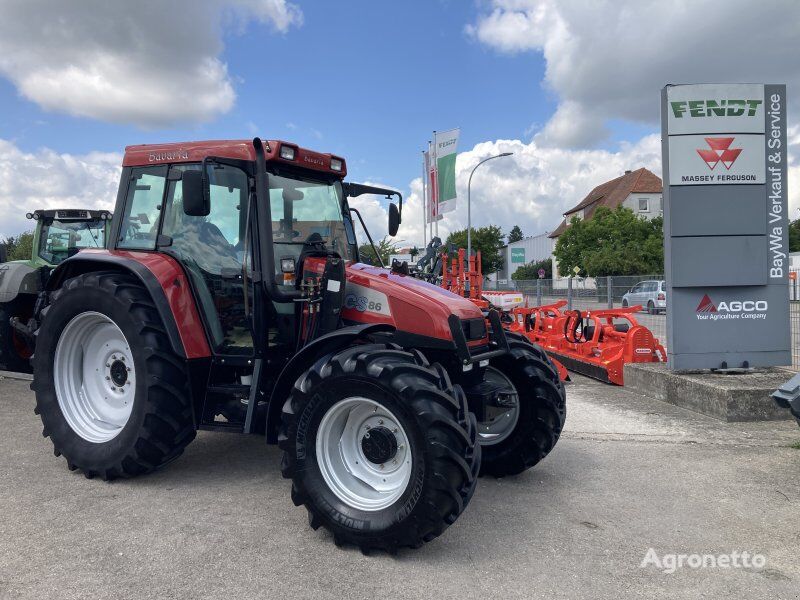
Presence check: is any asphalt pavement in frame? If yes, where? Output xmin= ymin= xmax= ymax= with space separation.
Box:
xmin=0 ymin=373 xmax=798 ymax=599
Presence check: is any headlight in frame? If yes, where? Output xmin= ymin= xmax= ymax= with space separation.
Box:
xmin=280 ymin=145 xmax=296 ymax=161
xmin=280 ymin=257 xmax=296 ymax=273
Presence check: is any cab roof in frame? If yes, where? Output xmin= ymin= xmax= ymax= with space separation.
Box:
xmin=122 ymin=139 xmax=347 ymax=178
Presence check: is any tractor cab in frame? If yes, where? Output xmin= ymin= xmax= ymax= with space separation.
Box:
xmin=24 ymin=209 xmax=111 ymax=268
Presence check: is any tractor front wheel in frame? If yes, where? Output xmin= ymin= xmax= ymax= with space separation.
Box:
xmin=280 ymin=343 xmax=480 ymax=552
xmin=479 ymin=333 xmax=566 ymax=477
xmin=31 ymin=272 xmax=196 ymax=479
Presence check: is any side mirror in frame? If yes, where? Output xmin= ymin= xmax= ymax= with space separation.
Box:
xmin=388 ymin=202 xmax=401 ymax=236
xmin=182 ymin=170 xmax=209 ymax=217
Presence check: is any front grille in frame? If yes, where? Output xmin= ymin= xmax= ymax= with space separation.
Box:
xmin=462 ymin=318 xmax=487 ymax=341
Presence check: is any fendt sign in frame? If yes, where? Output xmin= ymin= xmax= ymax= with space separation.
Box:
xmin=662 ymin=83 xmax=790 ymax=370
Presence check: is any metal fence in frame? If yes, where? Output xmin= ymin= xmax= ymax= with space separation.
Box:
xmin=487 ymin=274 xmax=800 ymax=370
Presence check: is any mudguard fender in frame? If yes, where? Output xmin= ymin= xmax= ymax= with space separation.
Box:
xmin=0 ymin=262 xmax=39 ymax=303
xmin=265 ymin=323 xmax=394 ymax=443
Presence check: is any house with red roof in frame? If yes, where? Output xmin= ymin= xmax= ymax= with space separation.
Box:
xmin=548 ymin=167 xmax=663 ymax=279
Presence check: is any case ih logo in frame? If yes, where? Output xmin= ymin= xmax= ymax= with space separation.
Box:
xmin=696 ymin=138 xmax=742 ymax=170
xmin=696 ymin=294 xmax=768 ymax=321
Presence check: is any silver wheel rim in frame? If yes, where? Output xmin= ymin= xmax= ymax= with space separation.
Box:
xmin=54 ymin=311 xmax=135 ymax=443
xmin=315 ymin=397 xmax=412 ymax=511
xmin=477 ymin=367 xmax=520 ymax=446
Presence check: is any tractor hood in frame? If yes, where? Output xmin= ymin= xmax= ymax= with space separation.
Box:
xmin=342 ymin=263 xmax=486 ymax=342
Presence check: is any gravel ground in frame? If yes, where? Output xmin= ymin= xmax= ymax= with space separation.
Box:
xmin=0 ymin=373 xmax=798 ymax=599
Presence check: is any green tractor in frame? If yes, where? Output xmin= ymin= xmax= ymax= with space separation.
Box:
xmin=0 ymin=209 xmax=112 ymax=372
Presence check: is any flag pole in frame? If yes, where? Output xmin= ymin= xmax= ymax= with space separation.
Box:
xmin=432 ymin=131 xmax=438 ymax=239
xmin=421 ymin=150 xmax=427 ymax=248
xmin=428 ymin=140 xmax=433 ymax=242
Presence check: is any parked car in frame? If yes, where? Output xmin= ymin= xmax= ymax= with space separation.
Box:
xmin=622 ymin=280 xmax=666 ymax=314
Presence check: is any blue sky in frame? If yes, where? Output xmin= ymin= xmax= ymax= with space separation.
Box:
xmin=0 ymin=1 xmax=796 ymax=243
xmin=0 ymin=1 xmax=553 ymax=192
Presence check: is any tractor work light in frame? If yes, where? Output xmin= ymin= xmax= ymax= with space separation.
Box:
xmin=280 ymin=257 xmax=296 ymax=273
xmin=26 ymin=212 xmax=33 ymax=219
xmin=280 ymin=145 xmax=296 ymax=161
xmin=330 ymin=158 xmax=343 ymax=172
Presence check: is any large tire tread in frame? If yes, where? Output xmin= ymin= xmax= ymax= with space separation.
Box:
xmin=482 ymin=333 xmax=566 ymax=478
xmin=279 ymin=343 xmax=479 ymax=553
xmin=31 ymin=271 xmax=196 ymax=480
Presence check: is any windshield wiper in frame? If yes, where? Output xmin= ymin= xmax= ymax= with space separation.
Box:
xmin=349 ymin=207 xmax=384 ymax=268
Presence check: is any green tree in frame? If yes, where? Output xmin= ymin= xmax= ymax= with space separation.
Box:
xmin=512 ymin=257 xmax=552 ymax=280
xmin=358 ymin=236 xmax=397 ymax=265
xmin=789 ymin=218 xmax=800 ymax=253
xmin=508 ymin=225 xmax=524 ymax=244
xmin=553 ymin=206 xmax=663 ymax=277
xmin=409 ymin=246 xmax=420 ymax=259
xmin=446 ymin=225 xmax=505 ymax=275
xmin=5 ymin=230 xmax=34 ymax=261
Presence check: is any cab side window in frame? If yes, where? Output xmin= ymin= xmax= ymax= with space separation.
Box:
xmin=118 ymin=166 xmax=167 ymax=250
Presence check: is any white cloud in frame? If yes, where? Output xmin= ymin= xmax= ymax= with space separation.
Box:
xmin=0 ymin=140 xmax=121 ymax=241
xmin=468 ymin=0 xmax=800 ymax=148
xmin=396 ymin=134 xmax=664 ymax=247
xmin=0 ymin=0 xmax=302 ymax=128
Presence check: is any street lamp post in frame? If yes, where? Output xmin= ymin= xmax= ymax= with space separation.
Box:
xmin=466 ymin=152 xmax=513 ymax=292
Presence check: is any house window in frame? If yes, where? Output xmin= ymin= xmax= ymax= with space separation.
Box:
xmin=638 ymin=197 xmax=649 ymax=212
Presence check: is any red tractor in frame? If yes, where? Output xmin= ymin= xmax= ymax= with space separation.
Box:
xmin=27 ymin=138 xmax=565 ymax=552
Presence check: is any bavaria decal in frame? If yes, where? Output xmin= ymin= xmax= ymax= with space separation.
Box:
xmin=695 ymin=294 xmax=768 ymax=321
xmin=668 ymin=134 xmax=765 ymax=185
xmin=343 ymin=282 xmax=391 ymax=317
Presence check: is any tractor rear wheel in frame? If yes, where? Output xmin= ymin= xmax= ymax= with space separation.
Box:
xmin=0 ymin=302 xmax=32 ymax=373
xmin=479 ymin=332 xmax=566 ymax=477
xmin=31 ymin=272 xmax=196 ymax=479
xmin=280 ymin=343 xmax=480 ymax=552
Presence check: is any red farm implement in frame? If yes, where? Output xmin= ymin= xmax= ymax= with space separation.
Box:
xmin=437 ymin=246 xmax=666 ymax=385
xmin=544 ymin=306 xmax=666 ymax=385
xmin=508 ymin=300 xmax=666 ymax=385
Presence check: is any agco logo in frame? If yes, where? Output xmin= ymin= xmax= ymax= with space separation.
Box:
xmin=670 ymin=99 xmax=762 ymax=118
xmin=696 ymin=138 xmax=742 ymax=170
xmin=696 ymin=294 xmax=768 ymax=321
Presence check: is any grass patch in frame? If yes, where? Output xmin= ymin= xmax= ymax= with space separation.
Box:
xmin=790 ymin=441 xmax=800 ymax=450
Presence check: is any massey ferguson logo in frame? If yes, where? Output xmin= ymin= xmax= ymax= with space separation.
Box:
xmin=696 ymin=294 xmax=768 ymax=321
xmin=696 ymin=138 xmax=742 ymax=170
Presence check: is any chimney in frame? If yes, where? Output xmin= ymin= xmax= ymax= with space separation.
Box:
xmin=624 ymin=169 xmax=632 ymax=174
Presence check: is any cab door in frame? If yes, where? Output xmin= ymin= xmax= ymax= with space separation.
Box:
xmin=160 ymin=163 xmax=256 ymax=356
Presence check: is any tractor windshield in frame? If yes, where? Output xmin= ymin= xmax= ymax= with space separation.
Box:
xmin=38 ymin=219 xmax=105 ymax=265
xmin=268 ymin=173 xmax=356 ymax=263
